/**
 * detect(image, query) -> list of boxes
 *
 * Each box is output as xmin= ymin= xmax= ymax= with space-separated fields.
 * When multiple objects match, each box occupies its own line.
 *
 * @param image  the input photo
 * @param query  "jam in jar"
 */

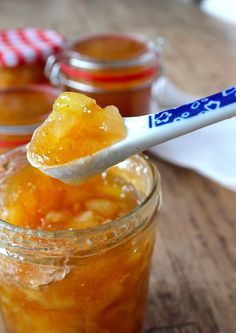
xmin=0 ymin=147 xmax=161 ymax=333
xmin=0 ymin=85 xmax=58 ymax=154
xmin=0 ymin=28 xmax=64 ymax=88
xmin=45 ymin=33 xmax=161 ymax=117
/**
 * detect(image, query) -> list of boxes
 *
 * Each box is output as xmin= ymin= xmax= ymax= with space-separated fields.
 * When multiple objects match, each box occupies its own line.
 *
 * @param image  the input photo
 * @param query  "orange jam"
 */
xmin=0 ymin=149 xmax=160 ymax=333
xmin=46 ymin=33 xmax=160 ymax=116
xmin=0 ymin=28 xmax=64 ymax=89
xmin=0 ymin=64 xmax=47 ymax=89
xmin=0 ymin=164 xmax=139 ymax=230
xmin=27 ymin=92 xmax=126 ymax=166
xmin=72 ymin=35 xmax=148 ymax=61
xmin=0 ymin=86 xmax=57 ymax=154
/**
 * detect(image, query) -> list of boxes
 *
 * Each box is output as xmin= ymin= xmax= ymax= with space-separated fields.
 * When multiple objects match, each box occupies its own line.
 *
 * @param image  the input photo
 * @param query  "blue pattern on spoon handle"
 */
xmin=148 ymin=86 xmax=236 ymax=128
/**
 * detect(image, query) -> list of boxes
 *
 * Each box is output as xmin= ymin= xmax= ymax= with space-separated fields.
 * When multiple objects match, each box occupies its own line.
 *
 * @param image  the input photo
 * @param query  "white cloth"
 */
xmin=150 ymin=77 xmax=236 ymax=191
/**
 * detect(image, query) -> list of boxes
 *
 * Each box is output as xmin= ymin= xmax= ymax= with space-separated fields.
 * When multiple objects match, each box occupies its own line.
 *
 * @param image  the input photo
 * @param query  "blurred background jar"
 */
xmin=45 ymin=33 xmax=162 ymax=117
xmin=0 ymin=85 xmax=58 ymax=154
xmin=0 ymin=28 xmax=64 ymax=88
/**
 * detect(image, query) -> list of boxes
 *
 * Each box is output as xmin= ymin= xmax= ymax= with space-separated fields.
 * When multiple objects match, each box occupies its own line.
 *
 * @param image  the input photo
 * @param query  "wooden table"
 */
xmin=1 ymin=1 xmax=236 ymax=332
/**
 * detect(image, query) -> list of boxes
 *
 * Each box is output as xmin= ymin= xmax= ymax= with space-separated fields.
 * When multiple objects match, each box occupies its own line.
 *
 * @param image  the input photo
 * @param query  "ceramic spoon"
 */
xmin=28 ymin=86 xmax=236 ymax=184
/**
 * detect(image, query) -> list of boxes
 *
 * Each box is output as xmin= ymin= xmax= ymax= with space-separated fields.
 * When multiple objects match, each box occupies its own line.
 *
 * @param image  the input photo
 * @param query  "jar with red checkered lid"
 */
xmin=0 ymin=28 xmax=64 ymax=88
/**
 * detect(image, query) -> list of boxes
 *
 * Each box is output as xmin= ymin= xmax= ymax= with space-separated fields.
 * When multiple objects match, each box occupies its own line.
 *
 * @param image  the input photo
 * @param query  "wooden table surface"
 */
xmin=1 ymin=1 xmax=236 ymax=333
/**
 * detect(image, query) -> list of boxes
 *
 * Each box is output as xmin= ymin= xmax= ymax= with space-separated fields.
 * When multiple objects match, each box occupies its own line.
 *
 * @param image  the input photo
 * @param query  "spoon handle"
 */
xmin=125 ymin=86 xmax=236 ymax=150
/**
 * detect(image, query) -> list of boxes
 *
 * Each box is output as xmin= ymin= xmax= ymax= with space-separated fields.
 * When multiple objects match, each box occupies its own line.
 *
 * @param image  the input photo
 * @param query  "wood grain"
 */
xmin=0 ymin=0 xmax=236 ymax=332
xmin=149 ymin=159 xmax=236 ymax=333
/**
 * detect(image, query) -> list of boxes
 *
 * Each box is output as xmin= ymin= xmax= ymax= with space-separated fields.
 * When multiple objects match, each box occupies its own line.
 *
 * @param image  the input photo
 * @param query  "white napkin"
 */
xmin=150 ymin=77 xmax=236 ymax=191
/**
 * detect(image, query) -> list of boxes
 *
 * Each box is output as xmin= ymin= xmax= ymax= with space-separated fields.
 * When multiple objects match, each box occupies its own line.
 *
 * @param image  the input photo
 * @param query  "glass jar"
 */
xmin=0 ymin=85 xmax=58 ymax=154
xmin=0 ymin=28 xmax=64 ymax=89
xmin=0 ymin=147 xmax=161 ymax=333
xmin=45 ymin=33 xmax=161 ymax=117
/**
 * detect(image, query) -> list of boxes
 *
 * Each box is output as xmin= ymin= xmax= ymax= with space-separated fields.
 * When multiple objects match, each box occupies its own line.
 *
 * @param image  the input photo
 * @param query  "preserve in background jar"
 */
xmin=0 ymin=147 xmax=161 ymax=333
xmin=0 ymin=85 xmax=58 ymax=154
xmin=45 ymin=33 xmax=161 ymax=116
xmin=0 ymin=28 xmax=64 ymax=88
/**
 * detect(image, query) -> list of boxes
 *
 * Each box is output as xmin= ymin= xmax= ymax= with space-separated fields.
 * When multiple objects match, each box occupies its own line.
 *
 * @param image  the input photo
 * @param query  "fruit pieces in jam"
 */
xmin=0 ymin=156 xmax=156 ymax=333
xmin=27 ymin=92 xmax=126 ymax=167
xmin=0 ymin=164 xmax=139 ymax=230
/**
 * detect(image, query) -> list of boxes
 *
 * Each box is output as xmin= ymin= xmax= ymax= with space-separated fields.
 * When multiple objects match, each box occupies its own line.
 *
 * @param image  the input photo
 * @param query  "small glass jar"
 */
xmin=45 ymin=33 xmax=161 ymax=117
xmin=0 ymin=147 xmax=161 ymax=333
xmin=0 ymin=85 xmax=58 ymax=154
xmin=0 ymin=28 xmax=64 ymax=89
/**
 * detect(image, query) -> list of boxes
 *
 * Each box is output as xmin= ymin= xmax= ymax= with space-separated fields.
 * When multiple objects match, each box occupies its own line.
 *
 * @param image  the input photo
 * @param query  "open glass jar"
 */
xmin=0 ymin=85 xmax=58 ymax=154
xmin=45 ymin=33 xmax=161 ymax=117
xmin=0 ymin=147 xmax=161 ymax=333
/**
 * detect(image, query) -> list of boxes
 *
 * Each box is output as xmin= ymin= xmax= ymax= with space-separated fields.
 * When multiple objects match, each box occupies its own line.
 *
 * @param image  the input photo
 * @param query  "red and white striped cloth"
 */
xmin=0 ymin=28 xmax=64 ymax=67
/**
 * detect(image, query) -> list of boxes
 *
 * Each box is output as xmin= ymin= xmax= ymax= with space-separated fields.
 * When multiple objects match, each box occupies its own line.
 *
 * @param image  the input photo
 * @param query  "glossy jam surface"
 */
xmin=0 ymin=164 xmax=139 ymax=231
xmin=0 ymin=90 xmax=55 ymax=125
xmin=73 ymin=35 xmax=148 ymax=61
xmin=0 ymin=154 xmax=158 ymax=333
xmin=28 ymin=92 xmax=126 ymax=166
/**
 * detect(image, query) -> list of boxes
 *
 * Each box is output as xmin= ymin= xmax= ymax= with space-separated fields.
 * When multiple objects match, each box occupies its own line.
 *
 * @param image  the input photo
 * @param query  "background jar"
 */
xmin=0 ymin=28 xmax=64 ymax=88
xmin=0 ymin=85 xmax=58 ymax=154
xmin=46 ymin=33 xmax=161 ymax=117
xmin=0 ymin=64 xmax=48 ymax=88
xmin=0 ymin=147 xmax=161 ymax=333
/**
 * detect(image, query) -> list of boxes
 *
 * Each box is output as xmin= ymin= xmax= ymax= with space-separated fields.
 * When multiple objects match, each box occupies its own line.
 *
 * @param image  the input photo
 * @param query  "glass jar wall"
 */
xmin=0 ymin=85 xmax=58 ymax=154
xmin=0 ymin=148 xmax=161 ymax=333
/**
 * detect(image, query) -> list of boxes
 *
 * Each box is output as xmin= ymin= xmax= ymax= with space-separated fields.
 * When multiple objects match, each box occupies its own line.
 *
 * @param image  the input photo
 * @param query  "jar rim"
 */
xmin=60 ymin=32 xmax=159 ymax=70
xmin=0 ymin=146 xmax=161 ymax=242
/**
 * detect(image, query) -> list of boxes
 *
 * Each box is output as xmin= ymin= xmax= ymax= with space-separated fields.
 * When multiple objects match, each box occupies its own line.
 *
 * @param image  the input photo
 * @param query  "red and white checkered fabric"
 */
xmin=0 ymin=28 xmax=64 ymax=67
